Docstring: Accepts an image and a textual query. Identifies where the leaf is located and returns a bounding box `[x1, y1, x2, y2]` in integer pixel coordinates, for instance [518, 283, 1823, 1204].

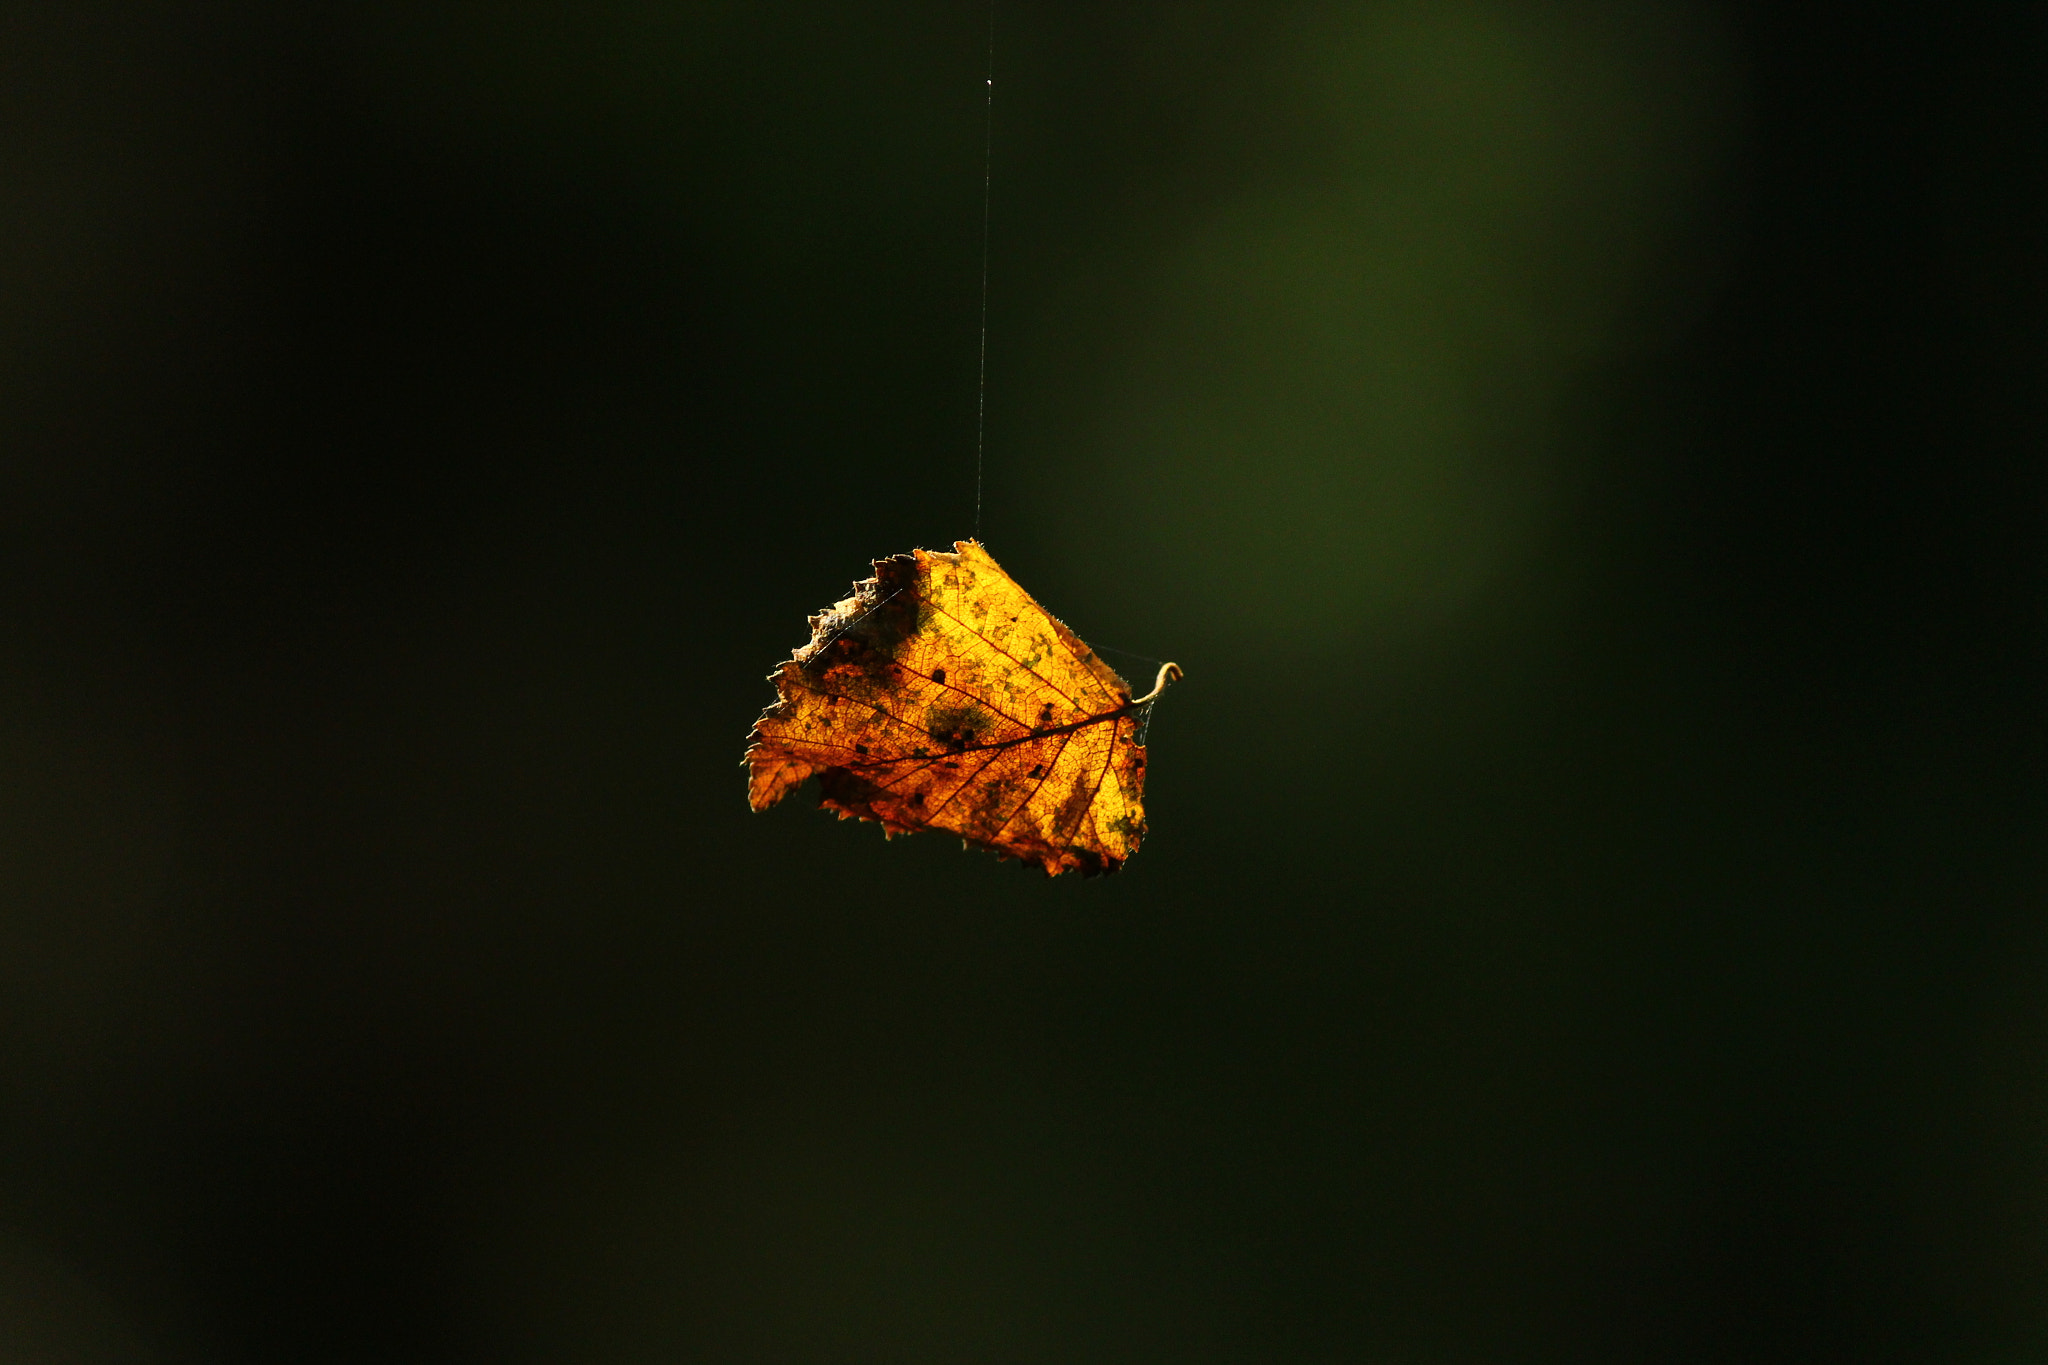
[745, 540, 1181, 877]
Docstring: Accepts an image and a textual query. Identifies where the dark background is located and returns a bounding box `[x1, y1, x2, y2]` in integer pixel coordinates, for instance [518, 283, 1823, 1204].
[1, 1, 2045, 1360]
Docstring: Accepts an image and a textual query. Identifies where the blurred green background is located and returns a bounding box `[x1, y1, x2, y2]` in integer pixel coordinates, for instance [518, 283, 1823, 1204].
[2, 1, 2045, 1360]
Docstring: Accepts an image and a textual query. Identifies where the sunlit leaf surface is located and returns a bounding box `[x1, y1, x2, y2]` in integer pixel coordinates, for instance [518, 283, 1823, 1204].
[747, 541, 1180, 876]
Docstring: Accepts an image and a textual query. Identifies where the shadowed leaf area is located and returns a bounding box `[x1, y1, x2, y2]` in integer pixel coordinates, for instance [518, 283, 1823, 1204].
[746, 541, 1180, 876]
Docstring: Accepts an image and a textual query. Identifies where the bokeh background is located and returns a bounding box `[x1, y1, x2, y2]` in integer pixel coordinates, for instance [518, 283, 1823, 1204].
[2, 1, 2045, 1360]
